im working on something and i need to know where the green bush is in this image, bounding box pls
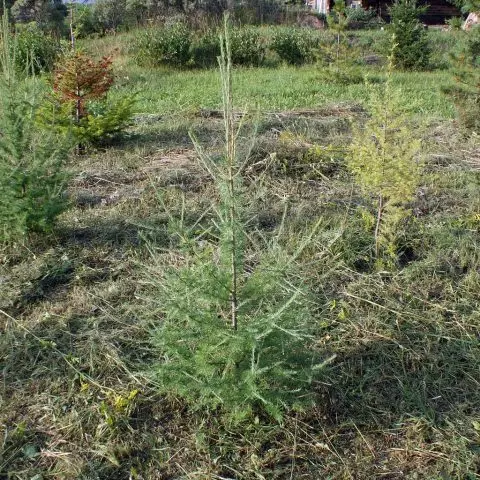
[150,245,320,423]
[271,28,316,65]
[82,96,136,141]
[191,30,221,68]
[41,95,136,145]
[134,22,192,68]
[446,16,463,30]
[230,26,265,66]
[14,22,59,74]
[388,0,431,70]
[39,93,136,147]
[346,7,384,29]
[73,4,103,38]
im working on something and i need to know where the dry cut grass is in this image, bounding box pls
[1,109,479,479]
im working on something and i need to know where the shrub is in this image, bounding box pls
[39,52,135,148]
[0,14,70,243]
[73,4,103,38]
[446,16,463,30]
[191,30,221,68]
[388,0,431,70]
[150,243,321,423]
[230,26,265,66]
[41,95,136,146]
[323,64,368,84]
[443,26,480,132]
[271,28,316,65]
[346,7,384,29]
[134,23,192,68]
[14,22,59,74]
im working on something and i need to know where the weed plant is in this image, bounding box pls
[229,26,266,66]
[271,27,317,65]
[134,22,192,68]
[14,22,60,74]
[191,29,221,68]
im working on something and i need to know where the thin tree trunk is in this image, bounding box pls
[69,3,75,51]
[374,194,383,258]
[223,17,238,332]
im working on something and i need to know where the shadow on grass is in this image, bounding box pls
[118,118,225,152]
[18,260,75,306]
[322,333,480,426]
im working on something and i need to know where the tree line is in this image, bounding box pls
[0,0,308,37]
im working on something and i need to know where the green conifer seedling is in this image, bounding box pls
[147,16,327,424]
[0,10,70,244]
[348,51,423,267]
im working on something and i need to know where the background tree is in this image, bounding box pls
[443,26,480,132]
[10,0,67,34]
[93,0,127,33]
[388,0,431,70]
[327,0,349,66]
[448,0,480,14]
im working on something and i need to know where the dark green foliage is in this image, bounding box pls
[445,16,463,30]
[346,7,384,29]
[0,15,69,243]
[134,23,192,67]
[38,95,136,147]
[230,26,265,66]
[148,21,321,423]
[191,30,221,68]
[11,0,67,35]
[14,22,59,74]
[135,25,266,69]
[73,5,103,39]
[450,0,480,13]
[388,0,431,70]
[93,0,127,32]
[326,0,350,68]
[271,28,316,65]
[443,27,480,132]
[150,247,319,423]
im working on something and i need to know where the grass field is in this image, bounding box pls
[1,27,479,479]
